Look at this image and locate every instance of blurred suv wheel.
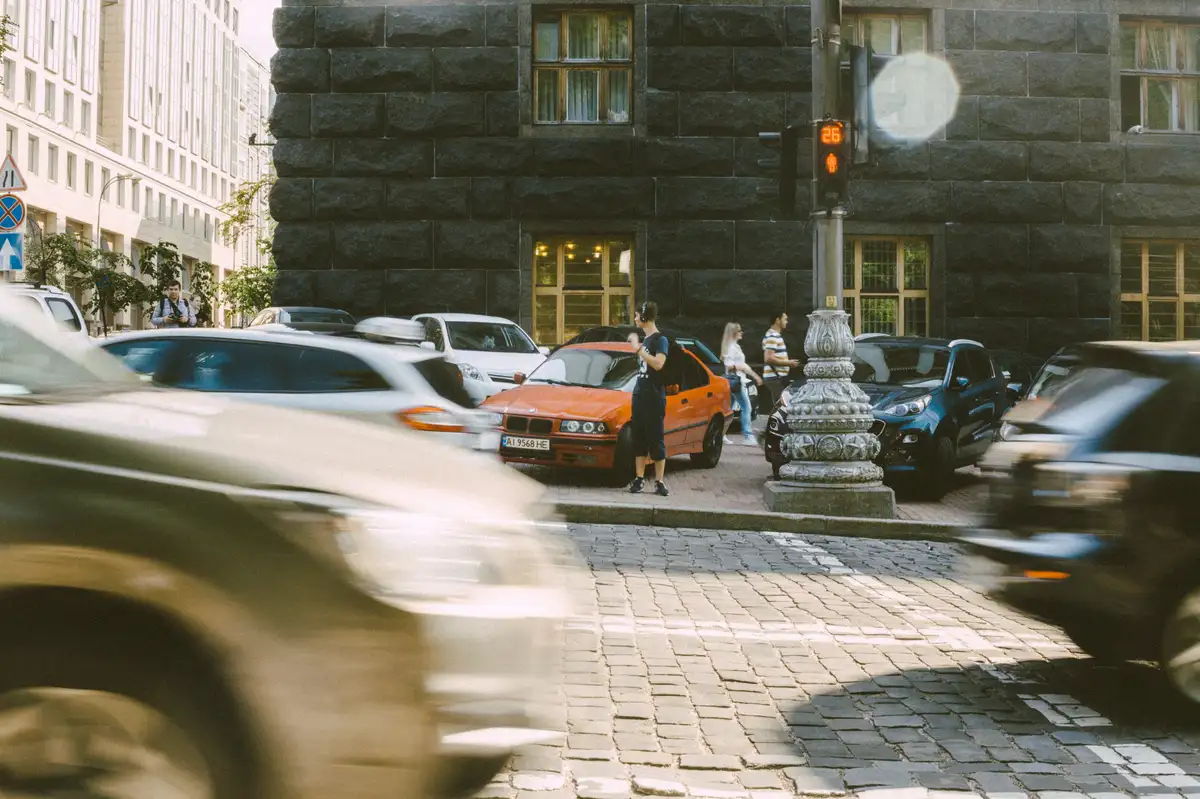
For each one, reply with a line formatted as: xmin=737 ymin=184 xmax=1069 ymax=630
xmin=1162 ymin=587 xmax=1200 ymax=705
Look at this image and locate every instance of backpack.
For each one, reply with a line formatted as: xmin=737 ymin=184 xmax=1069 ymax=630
xmin=160 ymin=297 xmax=189 ymax=316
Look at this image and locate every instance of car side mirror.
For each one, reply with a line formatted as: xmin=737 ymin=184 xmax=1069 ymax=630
xmin=513 ymin=372 xmax=526 ymax=385
xmin=666 ymin=384 xmax=680 ymax=396
xmin=953 ymin=376 xmax=970 ymax=390
xmin=538 ymin=346 xmax=550 ymax=356
xmin=419 ymin=340 xmax=436 ymax=350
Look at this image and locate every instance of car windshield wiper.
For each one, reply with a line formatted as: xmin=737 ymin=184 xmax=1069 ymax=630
xmin=530 ymin=378 xmax=591 ymax=387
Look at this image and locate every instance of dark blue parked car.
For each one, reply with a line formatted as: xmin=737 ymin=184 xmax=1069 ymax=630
xmin=765 ymin=336 xmax=1017 ymax=499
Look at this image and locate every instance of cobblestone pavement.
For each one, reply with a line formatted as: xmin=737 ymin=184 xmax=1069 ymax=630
xmin=521 ymin=443 xmax=985 ymax=526
xmin=482 ymin=524 xmax=1200 ymax=799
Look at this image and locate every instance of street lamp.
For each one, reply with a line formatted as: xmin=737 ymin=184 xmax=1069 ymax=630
xmin=95 ymin=172 xmax=140 ymax=249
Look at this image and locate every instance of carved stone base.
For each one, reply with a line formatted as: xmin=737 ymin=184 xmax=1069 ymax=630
xmin=764 ymin=480 xmax=896 ymax=519
xmin=779 ymin=458 xmax=883 ymax=485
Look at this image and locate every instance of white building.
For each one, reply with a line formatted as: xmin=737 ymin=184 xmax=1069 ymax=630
xmin=235 ymin=50 xmax=272 ymax=272
xmin=0 ymin=0 xmax=251 ymax=329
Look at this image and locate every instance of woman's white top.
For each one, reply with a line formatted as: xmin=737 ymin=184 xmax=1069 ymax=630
xmin=723 ymin=341 xmax=748 ymax=385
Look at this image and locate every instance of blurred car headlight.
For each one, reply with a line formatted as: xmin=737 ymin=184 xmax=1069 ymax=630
xmin=560 ymin=419 xmax=608 ymax=434
xmin=883 ymin=394 xmax=931 ymax=416
xmin=397 ymin=405 xmax=465 ymax=433
xmin=998 ymin=421 xmax=1019 ymax=441
xmin=458 ymin=363 xmax=485 ymax=382
xmin=482 ymin=412 xmax=504 ymax=427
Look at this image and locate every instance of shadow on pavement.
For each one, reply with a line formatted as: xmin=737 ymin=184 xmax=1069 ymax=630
xmin=774 ymin=657 xmax=1200 ymax=795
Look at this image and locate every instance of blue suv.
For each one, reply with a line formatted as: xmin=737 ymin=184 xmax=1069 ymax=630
xmin=765 ymin=336 xmax=1015 ymax=499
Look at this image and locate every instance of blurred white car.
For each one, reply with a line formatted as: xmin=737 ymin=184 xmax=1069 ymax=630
xmin=414 ymin=313 xmax=548 ymax=396
xmin=258 ymin=317 xmax=501 ymax=407
xmin=98 ymin=326 xmax=502 ymax=454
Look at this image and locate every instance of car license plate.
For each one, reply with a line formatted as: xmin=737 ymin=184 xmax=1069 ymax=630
xmin=503 ymin=435 xmax=550 ymax=452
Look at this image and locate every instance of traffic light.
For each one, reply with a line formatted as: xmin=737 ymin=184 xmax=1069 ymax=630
xmin=839 ymin=43 xmax=893 ymax=165
xmin=814 ymin=119 xmax=850 ymax=211
xmin=757 ymin=126 xmax=800 ymax=219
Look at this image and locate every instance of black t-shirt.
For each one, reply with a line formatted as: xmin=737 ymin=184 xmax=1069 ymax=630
xmin=634 ymin=332 xmax=670 ymax=396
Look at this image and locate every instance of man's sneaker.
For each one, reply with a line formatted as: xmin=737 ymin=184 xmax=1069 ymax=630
xmin=654 ymin=481 xmax=670 ymax=497
xmin=629 ymin=477 xmax=645 ymax=494
xmin=743 ymin=435 xmax=758 ymax=447
xmin=723 ymin=436 xmax=733 ymax=445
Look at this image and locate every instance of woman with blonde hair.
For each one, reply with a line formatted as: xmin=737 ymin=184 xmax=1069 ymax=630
xmin=720 ymin=322 xmax=763 ymax=446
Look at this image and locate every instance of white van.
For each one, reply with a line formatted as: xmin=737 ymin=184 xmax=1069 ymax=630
xmin=4 ymin=282 xmax=90 ymax=342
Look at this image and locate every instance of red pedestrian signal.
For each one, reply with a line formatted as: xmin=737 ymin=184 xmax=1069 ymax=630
xmin=814 ymin=119 xmax=851 ymax=210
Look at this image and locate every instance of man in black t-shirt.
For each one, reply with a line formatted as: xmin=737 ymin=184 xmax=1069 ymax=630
xmin=627 ymin=301 xmax=670 ymax=497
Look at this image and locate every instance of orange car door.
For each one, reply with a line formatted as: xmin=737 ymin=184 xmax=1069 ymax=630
xmin=681 ymin=354 xmax=717 ymax=445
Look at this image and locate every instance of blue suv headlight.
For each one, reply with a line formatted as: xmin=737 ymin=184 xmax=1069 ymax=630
xmin=883 ymin=394 xmax=931 ymax=416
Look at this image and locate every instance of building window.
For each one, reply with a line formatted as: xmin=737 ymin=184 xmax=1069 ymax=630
xmin=46 ymin=144 xmax=58 ymax=181
xmin=843 ymin=236 xmax=931 ymax=337
xmin=65 ymin=152 xmax=75 ymax=188
xmin=1121 ymin=21 xmax=1200 ymax=132
xmin=158 ymin=192 xmax=166 ymax=222
xmin=841 ymin=13 xmax=928 ymax=55
xmin=532 ymin=236 xmax=634 ymax=345
xmin=131 ymin=184 xmax=139 ymax=212
xmin=144 ymin=187 xmax=152 ymax=218
xmin=43 ymin=80 xmax=54 ymax=117
xmin=532 ymin=9 xmax=632 ymax=125
xmin=2 ymin=59 xmax=14 ymax=100
xmin=27 ymin=135 xmax=38 ymax=175
xmin=100 ymin=167 xmax=110 ymax=199
xmin=4 ymin=126 xmax=15 ymax=159
xmin=83 ymin=159 xmax=93 ymax=195
xmin=80 ymin=100 xmax=90 ymax=135
xmin=62 ymin=90 xmax=73 ymax=127
xmin=23 ymin=69 xmax=34 ymax=107
xmin=141 ymin=134 xmax=149 ymax=165
xmin=1119 ymin=240 xmax=1200 ymax=340
xmin=117 ymin=179 xmax=125 ymax=207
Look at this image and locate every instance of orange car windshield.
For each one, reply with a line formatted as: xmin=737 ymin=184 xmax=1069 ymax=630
xmin=527 ymin=349 xmax=639 ymax=391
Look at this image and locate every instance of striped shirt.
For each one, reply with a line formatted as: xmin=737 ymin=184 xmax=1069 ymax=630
xmin=762 ymin=328 xmax=789 ymax=379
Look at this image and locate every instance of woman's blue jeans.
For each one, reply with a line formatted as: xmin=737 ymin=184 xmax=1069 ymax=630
xmin=733 ymin=379 xmax=753 ymax=434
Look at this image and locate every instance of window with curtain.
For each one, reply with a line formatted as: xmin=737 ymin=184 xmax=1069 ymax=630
xmin=1121 ymin=20 xmax=1200 ymax=132
xmin=842 ymin=237 xmax=931 ymax=337
xmin=533 ymin=9 xmax=633 ymax=125
xmin=1119 ymin=240 xmax=1200 ymax=341
xmin=532 ymin=236 xmax=635 ymax=345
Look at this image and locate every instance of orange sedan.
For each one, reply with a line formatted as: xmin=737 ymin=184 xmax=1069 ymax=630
xmin=482 ymin=342 xmax=732 ymax=483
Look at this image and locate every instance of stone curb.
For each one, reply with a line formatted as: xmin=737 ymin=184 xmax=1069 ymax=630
xmin=550 ymin=500 xmax=966 ymax=542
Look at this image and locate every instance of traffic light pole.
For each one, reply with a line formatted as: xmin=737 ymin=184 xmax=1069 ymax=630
xmin=765 ymin=0 xmax=895 ymax=519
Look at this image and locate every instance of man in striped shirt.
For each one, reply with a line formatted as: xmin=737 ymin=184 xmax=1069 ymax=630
xmin=762 ymin=311 xmax=800 ymax=410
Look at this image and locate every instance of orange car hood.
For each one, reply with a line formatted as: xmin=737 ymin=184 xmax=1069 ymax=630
xmin=483 ymin=385 xmax=631 ymax=421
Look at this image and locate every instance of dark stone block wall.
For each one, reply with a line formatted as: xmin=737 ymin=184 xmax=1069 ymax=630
xmin=270 ymin=0 xmax=1200 ymax=359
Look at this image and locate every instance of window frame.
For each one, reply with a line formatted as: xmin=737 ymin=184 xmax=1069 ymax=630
xmin=842 ymin=235 xmax=931 ymax=337
xmin=841 ymin=12 xmax=929 ymax=56
xmin=1118 ymin=239 xmax=1200 ymax=341
xmin=1120 ymin=19 xmax=1200 ymax=133
xmin=532 ymin=8 xmax=634 ymax=126
xmin=532 ymin=235 xmax=636 ymax=346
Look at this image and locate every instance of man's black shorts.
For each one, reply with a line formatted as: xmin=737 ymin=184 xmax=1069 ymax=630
xmin=630 ymin=390 xmax=667 ymax=462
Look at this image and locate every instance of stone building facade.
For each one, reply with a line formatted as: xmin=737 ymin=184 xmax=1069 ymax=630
xmin=268 ymin=0 xmax=1200 ymax=358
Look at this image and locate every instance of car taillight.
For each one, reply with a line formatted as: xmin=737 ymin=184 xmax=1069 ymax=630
xmin=396 ymin=406 xmax=465 ymax=433
xmin=1029 ymin=462 xmax=1140 ymax=507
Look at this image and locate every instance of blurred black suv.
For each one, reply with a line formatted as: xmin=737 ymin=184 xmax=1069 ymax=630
xmin=961 ymin=341 xmax=1200 ymax=705
xmin=765 ymin=337 xmax=1015 ymax=498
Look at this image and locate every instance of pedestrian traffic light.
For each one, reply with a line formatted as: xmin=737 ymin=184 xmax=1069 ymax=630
xmin=814 ymin=119 xmax=850 ymax=211
xmin=757 ymin=126 xmax=800 ymax=219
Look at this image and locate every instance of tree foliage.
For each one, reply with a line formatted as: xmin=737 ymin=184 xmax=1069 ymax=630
xmin=0 ymin=16 xmax=15 ymax=70
xmin=220 ymin=261 xmax=275 ymax=319
xmin=218 ymin=175 xmax=275 ymax=247
xmin=189 ymin=261 xmax=219 ymax=325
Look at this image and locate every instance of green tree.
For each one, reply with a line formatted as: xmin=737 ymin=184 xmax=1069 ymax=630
xmin=23 ymin=233 xmax=76 ymax=288
xmin=83 ymin=250 xmax=149 ymax=338
xmin=138 ymin=241 xmax=183 ymax=292
xmin=0 ymin=16 xmax=15 ymax=72
xmin=189 ymin=260 xmax=219 ymax=326
xmin=218 ymin=175 xmax=275 ymax=252
xmin=220 ymin=261 xmax=275 ymax=321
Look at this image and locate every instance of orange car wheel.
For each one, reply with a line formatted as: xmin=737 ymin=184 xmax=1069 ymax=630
xmin=608 ymin=426 xmax=635 ymax=487
xmin=690 ymin=416 xmax=725 ymax=469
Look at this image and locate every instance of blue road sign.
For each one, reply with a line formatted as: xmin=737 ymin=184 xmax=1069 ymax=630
xmin=0 ymin=232 xmax=23 ymax=271
xmin=0 ymin=195 xmax=24 ymax=232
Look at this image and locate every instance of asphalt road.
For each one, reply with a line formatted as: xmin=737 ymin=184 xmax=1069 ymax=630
xmin=482 ymin=524 xmax=1200 ymax=799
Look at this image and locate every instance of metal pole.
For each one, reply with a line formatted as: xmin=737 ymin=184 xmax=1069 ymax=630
xmin=769 ymin=0 xmax=892 ymax=517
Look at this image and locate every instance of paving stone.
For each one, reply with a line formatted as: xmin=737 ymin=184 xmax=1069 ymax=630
xmin=680 ymin=755 xmax=743 ymax=771
xmin=784 ymin=767 xmax=848 ymax=795
xmin=631 ymin=775 xmax=687 ymax=796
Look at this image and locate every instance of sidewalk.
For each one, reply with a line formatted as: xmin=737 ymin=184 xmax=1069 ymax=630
xmin=518 ymin=436 xmax=985 ymax=528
